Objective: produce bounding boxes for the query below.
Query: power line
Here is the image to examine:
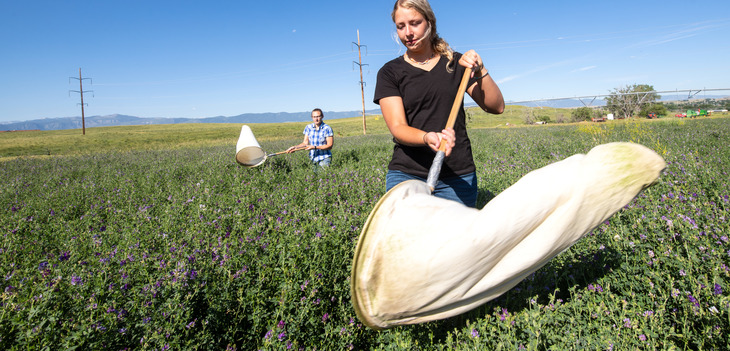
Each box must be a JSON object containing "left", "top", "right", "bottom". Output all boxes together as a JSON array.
[{"left": 69, "top": 68, "right": 93, "bottom": 135}]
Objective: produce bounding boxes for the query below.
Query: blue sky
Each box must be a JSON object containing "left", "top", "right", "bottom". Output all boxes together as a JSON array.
[{"left": 1, "top": 0, "right": 729, "bottom": 123}]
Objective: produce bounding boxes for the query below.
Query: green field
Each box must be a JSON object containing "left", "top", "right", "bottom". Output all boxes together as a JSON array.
[
  {"left": 0, "top": 105, "right": 583, "bottom": 160},
  {"left": 3, "top": 107, "right": 726, "bottom": 161},
  {"left": 1, "top": 115, "right": 728, "bottom": 349}
]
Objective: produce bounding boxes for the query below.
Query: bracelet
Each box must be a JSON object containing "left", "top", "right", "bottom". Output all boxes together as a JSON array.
[
  {"left": 475, "top": 67, "right": 489, "bottom": 80},
  {"left": 422, "top": 132, "right": 429, "bottom": 145}
]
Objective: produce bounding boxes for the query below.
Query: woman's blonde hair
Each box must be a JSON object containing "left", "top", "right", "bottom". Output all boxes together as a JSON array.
[{"left": 391, "top": 0, "right": 455, "bottom": 71}]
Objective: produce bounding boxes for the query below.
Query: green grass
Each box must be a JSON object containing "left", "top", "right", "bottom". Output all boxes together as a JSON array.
[
  {"left": 0, "top": 113, "right": 399, "bottom": 161},
  {"left": 5, "top": 108, "right": 725, "bottom": 161},
  {"left": 0, "top": 106, "right": 571, "bottom": 160},
  {"left": 1, "top": 115, "right": 728, "bottom": 350}
]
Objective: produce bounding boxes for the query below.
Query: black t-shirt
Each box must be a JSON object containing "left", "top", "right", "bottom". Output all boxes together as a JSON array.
[{"left": 374, "top": 52, "right": 478, "bottom": 178}]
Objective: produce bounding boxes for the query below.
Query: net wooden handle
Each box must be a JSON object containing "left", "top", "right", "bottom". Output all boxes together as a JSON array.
[{"left": 437, "top": 67, "right": 472, "bottom": 152}]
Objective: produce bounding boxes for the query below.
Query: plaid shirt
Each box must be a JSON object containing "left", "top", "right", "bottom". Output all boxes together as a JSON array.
[{"left": 303, "top": 122, "right": 333, "bottom": 162}]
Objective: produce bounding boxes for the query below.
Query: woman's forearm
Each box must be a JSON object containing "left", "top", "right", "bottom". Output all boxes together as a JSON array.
[{"left": 471, "top": 71, "right": 505, "bottom": 114}]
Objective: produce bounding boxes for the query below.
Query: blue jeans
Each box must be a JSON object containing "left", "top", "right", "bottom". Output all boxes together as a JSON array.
[
  {"left": 311, "top": 157, "right": 331, "bottom": 169},
  {"left": 385, "top": 170, "right": 478, "bottom": 208}
]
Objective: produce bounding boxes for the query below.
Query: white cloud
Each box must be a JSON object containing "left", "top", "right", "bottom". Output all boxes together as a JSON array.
[
  {"left": 572, "top": 65, "right": 597, "bottom": 73},
  {"left": 497, "top": 75, "right": 519, "bottom": 84}
]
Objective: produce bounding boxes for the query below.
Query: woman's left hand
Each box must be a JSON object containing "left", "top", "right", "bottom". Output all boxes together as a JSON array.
[{"left": 459, "top": 50, "right": 485, "bottom": 78}]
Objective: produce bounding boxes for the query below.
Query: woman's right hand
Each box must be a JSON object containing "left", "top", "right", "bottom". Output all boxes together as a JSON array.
[{"left": 424, "top": 128, "right": 455, "bottom": 156}]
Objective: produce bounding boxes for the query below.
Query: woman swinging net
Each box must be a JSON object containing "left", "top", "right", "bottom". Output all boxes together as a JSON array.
[
  {"left": 374, "top": 0, "right": 504, "bottom": 208},
  {"left": 351, "top": 0, "right": 666, "bottom": 330}
]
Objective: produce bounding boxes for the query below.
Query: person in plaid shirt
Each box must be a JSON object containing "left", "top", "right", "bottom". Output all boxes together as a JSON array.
[{"left": 286, "top": 108, "right": 334, "bottom": 167}]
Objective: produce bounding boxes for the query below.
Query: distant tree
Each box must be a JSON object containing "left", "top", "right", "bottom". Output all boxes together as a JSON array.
[
  {"left": 639, "top": 103, "right": 668, "bottom": 117},
  {"left": 662, "top": 101, "right": 680, "bottom": 111},
  {"left": 465, "top": 107, "right": 476, "bottom": 125},
  {"left": 571, "top": 107, "right": 594, "bottom": 122},
  {"left": 697, "top": 99, "right": 714, "bottom": 110},
  {"left": 605, "top": 84, "right": 659, "bottom": 119},
  {"left": 522, "top": 108, "right": 535, "bottom": 125},
  {"left": 661, "top": 98, "right": 729, "bottom": 113}
]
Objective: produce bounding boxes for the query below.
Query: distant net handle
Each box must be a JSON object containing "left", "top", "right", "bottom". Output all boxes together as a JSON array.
[{"left": 268, "top": 146, "right": 307, "bottom": 157}]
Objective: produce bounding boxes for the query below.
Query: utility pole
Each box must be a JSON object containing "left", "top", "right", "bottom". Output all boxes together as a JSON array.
[
  {"left": 69, "top": 68, "right": 93, "bottom": 135},
  {"left": 352, "top": 30, "right": 368, "bottom": 135}
]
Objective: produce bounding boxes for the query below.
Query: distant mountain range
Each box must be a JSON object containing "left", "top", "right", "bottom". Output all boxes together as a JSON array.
[
  {"left": 2, "top": 94, "right": 726, "bottom": 131},
  {"left": 0, "top": 110, "right": 382, "bottom": 132},
  {"left": 0, "top": 104, "right": 573, "bottom": 132}
]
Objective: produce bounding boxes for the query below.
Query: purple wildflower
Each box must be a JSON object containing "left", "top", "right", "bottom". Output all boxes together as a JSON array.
[
  {"left": 688, "top": 294, "right": 699, "bottom": 307},
  {"left": 499, "top": 308, "right": 509, "bottom": 321},
  {"left": 471, "top": 329, "right": 479, "bottom": 338},
  {"left": 588, "top": 284, "right": 603, "bottom": 293},
  {"left": 714, "top": 283, "right": 722, "bottom": 295}
]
